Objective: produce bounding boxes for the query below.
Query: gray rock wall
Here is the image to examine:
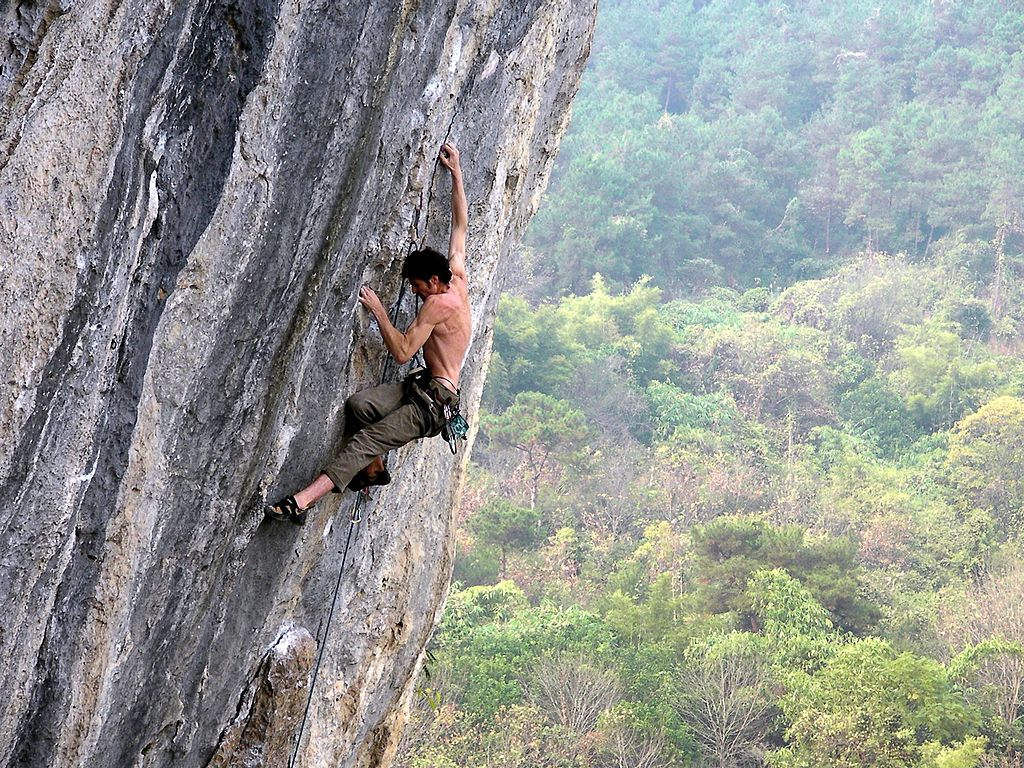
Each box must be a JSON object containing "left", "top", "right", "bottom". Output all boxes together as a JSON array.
[{"left": 0, "top": 1, "right": 596, "bottom": 765}]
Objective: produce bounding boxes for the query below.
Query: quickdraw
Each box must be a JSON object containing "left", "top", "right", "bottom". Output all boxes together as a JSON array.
[{"left": 441, "top": 404, "right": 470, "bottom": 454}]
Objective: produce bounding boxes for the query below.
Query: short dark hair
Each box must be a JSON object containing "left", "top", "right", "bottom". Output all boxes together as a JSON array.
[{"left": 402, "top": 247, "right": 452, "bottom": 284}]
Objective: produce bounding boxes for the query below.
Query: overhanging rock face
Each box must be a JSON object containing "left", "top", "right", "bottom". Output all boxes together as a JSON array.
[{"left": 0, "top": 1, "right": 596, "bottom": 766}]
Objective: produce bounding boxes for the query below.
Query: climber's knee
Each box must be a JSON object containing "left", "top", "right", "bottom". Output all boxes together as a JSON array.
[{"left": 345, "top": 389, "right": 376, "bottom": 424}]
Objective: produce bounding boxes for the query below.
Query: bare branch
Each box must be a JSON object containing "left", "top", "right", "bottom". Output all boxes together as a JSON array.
[
  {"left": 674, "top": 651, "right": 776, "bottom": 767},
  {"left": 531, "top": 655, "right": 622, "bottom": 733}
]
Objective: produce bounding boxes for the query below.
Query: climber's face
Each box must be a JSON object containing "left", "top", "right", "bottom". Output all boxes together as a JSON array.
[{"left": 409, "top": 276, "right": 443, "bottom": 299}]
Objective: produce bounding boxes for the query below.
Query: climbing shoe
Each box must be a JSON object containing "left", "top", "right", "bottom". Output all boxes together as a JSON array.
[
  {"left": 346, "top": 466, "right": 392, "bottom": 493},
  {"left": 264, "top": 495, "right": 307, "bottom": 526}
]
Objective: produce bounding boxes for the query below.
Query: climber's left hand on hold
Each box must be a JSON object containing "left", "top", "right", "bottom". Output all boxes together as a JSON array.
[{"left": 359, "top": 285, "right": 385, "bottom": 319}]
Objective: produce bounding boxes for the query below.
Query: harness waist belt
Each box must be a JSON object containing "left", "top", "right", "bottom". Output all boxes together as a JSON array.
[{"left": 404, "top": 368, "right": 460, "bottom": 410}]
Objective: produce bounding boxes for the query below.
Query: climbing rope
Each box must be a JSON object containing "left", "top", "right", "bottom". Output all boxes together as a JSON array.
[
  {"left": 412, "top": 116, "right": 458, "bottom": 247},
  {"left": 287, "top": 276, "right": 405, "bottom": 767},
  {"left": 288, "top": 492, "right": 365, "bottom": 768},
  {"left": 288, "top": 240, "right": 420, "bottom": 768}
]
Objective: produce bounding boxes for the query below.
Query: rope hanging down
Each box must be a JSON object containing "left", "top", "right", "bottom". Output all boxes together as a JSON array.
[{"left": 288, "top": 493, "right": 364, "bottom": 768}]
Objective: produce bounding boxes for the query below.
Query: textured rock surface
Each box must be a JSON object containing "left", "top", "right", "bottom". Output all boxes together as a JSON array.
[
  {"left": 0, "top": 1, "right": 595, "bottom": 766},
  {"left": 207, "top": 625, "right": 315, "bottom": 768}
]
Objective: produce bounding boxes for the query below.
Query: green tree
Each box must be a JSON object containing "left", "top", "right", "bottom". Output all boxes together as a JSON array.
[
  {"left": 601, "top": 571, "right": 700, "bottom": 654},
  {"left": 483, "top": 392, "right": 591, "bottom": 509},
  {"left": 436, "top": 595, "right": 617, "bottom": 722},
  {"left": 980, "top": 52, "right": 1024, "bottom": 227},
  {"left": 687, "top": 317, "right": 836, "bottom": 435},
  {"left": 947, "top": 396, "right": 1024, "bottom": 536},
  {"left": 838, "top": 376, "right": 922, "bottom": 456},
  {"left": 487, "top": 297, "right": 581, "bottom": 406},
  {"left": 468, "top": 499, "right": 544, "bottom": 578},
  {"left": 890, "top": 320, "right": 1004, "bottom": 432},
  {"left": 773, "top": 638, "right": 982, "bottom": 768},
  {"left": 748, "top": 568, "right": 838, "bottom": 673},
  {"left": 690, "top": 516, "right": 880, "bottom": 634},
  {"left": 646, "top": 381, "right": 751, "bottom": 451}
]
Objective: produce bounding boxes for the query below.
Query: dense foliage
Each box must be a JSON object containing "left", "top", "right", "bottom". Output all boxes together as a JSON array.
[
  {"left": 524, "top": 0, "right": 1024, "bottom": 298},
  {"left": 396, "top": 2, "right": 1024, "bottom": 766}
]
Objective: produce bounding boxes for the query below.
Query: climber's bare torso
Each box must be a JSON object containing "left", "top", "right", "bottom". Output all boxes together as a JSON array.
[
  {"left": 358, "top": 142, "right": 471, "bottom": 387},
  {"left": 358, "top": 260, "right": 471, "bottom": 388},
  {"left": 416, "top": 272, "right": 471, "bottom": 388}
]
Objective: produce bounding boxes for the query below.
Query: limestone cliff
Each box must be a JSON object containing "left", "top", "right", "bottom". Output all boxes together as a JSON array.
[{"left": 0, "top": 1, "right": 596, "bottom": 766}]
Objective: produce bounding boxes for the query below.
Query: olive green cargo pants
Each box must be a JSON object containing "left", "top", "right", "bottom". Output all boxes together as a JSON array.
[{"left": 321, "top": 378, "right": 444, "bottom": 492}]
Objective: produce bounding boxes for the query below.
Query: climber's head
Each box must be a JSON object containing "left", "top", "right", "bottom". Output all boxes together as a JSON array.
[{"left": 403, "top": 247, "right": 452, "bottom": 298}]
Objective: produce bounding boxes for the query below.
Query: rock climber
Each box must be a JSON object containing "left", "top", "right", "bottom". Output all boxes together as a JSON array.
[{"left": 266, "top": 142, "right": 471, "bottom": 525}]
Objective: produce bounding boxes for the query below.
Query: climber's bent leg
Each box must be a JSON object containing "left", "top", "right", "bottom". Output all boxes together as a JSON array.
[
  {"left": 339, "top": 382, "right": 409, "bottom": 482},
  {"left": 265, "top": 391, "right": 438, "bottom": 524},
  {"left": 322, "top": 401, "right": 437, "bottom": 493},
  {"left": 342, "top": 383, "right": 406, "bottom": 441},
  {"left": 340, "top": 383, "right": 407, "bottom": 480}
]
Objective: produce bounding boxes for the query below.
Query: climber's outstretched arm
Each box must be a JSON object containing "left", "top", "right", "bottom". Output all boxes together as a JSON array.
[{"left": 440, "top": 142, "right": 467, "bottom": 280}]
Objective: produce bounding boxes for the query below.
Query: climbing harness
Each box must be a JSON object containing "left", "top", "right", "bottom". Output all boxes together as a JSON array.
[
  {"left": 403, "top": 367, "right": 470, "bottom": 455},
  {"left": 430, "top": 375, "right": 469, "bottom": 453},
  {"left": 426, "top": 374, "right": 470, "bottom": 454}
]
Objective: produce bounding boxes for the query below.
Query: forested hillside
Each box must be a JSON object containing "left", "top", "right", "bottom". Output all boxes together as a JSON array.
[
  {"left": 528, "top": 0, "right": 1024, "bottom": 299},
  {"left": 398, "top": 2, "right": 1024, "bottom": 766}
]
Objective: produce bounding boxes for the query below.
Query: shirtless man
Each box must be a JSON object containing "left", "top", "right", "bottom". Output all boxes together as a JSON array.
[{"left": 266, "top": 142, "right": 471, "bottom": 525}]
